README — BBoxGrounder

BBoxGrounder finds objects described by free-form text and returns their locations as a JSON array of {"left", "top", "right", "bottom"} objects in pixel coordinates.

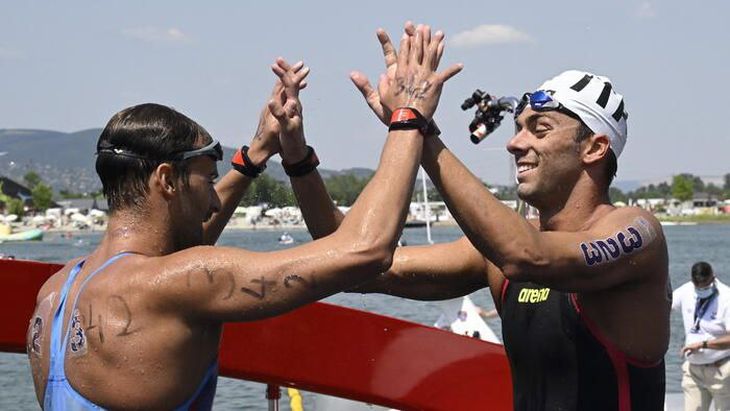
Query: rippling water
[{"left": 1, "top": 224, "right": 729, "bottom": 410}]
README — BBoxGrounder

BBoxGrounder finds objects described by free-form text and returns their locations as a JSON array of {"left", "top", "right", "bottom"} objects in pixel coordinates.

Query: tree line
[{"left": 3, "top": 171, "right": 729, "bottom": 215}]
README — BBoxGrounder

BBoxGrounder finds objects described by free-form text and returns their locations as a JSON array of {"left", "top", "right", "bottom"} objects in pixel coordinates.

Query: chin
[
  {"left": 516, "top": 185, "right": 545, "bottom": 209},
  {"left": 516, "top": 184, "right": 535, "bottom": 202}
]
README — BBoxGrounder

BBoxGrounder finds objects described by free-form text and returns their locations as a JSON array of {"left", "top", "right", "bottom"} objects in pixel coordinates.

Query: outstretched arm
[
  {"left": 156, "top": 31, "right": 463, "bottom": 323},
  {"left": 354, "top": 236, "right": 505, "bottom": 307},
  {"left": 284, "top": 23, "right": 422, "bottom": 239},
  {"left": 202, "top": 74, "right": 306, "bottom": 244},
  {"left": 420, "top": 135, "right": 667, "bottom": 292},
  {"left": 289, "top": 25, "right": 499, "bottom": 303}
]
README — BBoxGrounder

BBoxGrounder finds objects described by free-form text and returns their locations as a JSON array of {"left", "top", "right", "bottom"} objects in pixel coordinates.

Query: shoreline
[
  {"left": 38, "top": 219, "right": 462, "bottom": 235},
  {"left": 17, "top": 213, "right": 730, "bottom": 237},
  {"left": 656, "top": 215, "right": 730, "bottom": 224}
]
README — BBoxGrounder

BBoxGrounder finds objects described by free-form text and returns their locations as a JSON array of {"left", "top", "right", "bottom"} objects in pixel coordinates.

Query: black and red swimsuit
[{"left": 500, "top": 280, "right": 665, "bottom": 411}]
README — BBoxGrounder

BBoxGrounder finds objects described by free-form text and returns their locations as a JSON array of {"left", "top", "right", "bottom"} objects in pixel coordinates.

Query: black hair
[
  {"left": 691, "top": 261, "right": 714, "bottom": 284},
  {"left": 573, "top": 121, "right": 618, "bottom": 187},
  {"left": 95, "top": 103, "right": 213, "bottom": 213}
]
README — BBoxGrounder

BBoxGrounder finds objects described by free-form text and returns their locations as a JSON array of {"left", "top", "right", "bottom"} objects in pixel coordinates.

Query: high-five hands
[
  {"left": 269, "top": 58, "right": 311, "bottom": 164},
  {"left": 351, "top": 22, "right": 462, "bottom": 125}
]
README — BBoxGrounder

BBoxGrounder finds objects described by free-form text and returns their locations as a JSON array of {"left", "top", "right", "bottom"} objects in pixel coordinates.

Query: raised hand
[
  {"left": 246, "top": 71, "right": 308, "bottom": 164},
  {"left": 349, "top": 24, "right": 408, "bottom": 125},
  {"left": 269, "top": 58, "right": 311, "bottom": 163},
  {"left": 380, "top": 24, "right": 461, "bottom": 121},
  {"left": 349, "top": 22, "right": 416, "bottom": 125},
  {"left": 351, "top": 23, "right": 456, "bottom": 125}
]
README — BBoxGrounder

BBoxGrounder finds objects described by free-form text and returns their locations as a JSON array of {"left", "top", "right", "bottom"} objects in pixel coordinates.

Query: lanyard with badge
[{"left": 691, "top": 288, "right": 718, "bottom": 333}]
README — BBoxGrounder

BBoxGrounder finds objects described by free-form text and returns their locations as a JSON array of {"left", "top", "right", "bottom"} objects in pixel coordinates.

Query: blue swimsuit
[{"left": 43, "top": 253, "right": 218, "bottom": 410}]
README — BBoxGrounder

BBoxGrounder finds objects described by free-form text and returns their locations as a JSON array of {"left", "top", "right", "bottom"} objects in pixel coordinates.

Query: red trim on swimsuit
[
  {"left": 569, "top": 294, "right": 661, "bottom": 368},
  {"left": 570, "top": 294, "right": 631, "bottom": 410},
  {"left": 501, "top": 279, "right": 510, "bottom": 306},
  {"left": 570, "top": 294, "right": 666, "bottom": 411}
]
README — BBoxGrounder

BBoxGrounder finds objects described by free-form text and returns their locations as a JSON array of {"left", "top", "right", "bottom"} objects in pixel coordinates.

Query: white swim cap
[{"left": 536, "top": 70, "right": 628, "bottom": 157}]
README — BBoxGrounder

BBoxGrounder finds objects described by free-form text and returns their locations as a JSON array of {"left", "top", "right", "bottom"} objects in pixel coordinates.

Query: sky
[{"left": 1, "top": 1, "right": 729, "bottom": 186}]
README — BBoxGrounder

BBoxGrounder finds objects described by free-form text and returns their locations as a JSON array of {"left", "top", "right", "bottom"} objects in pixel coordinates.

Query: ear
[
  {"left": 581, "top": 134, "right": 611, "bottom": 166},
  {"left": 152, "top": 162, "right": 177, "bottom": 199}
]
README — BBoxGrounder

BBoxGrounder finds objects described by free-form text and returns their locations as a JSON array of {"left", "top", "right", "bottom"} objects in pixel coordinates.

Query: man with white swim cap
[{"left": 289, "top": 23, "right": 670, "bottom": 410}]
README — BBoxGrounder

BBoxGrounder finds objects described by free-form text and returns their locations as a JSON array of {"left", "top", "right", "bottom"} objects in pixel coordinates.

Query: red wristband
[
  {"left": 389, "top": 107, "right": 429, "bottom": 135},
  {"left": 231, "top": 146, "right": 266, "bottom": 178}
]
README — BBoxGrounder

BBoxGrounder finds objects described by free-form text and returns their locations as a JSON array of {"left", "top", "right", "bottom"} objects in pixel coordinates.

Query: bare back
[{"left": 28, "top": 253, "right": 221, "bottom": 409}]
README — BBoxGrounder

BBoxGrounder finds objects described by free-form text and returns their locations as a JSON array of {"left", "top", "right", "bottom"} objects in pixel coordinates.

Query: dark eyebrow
[{"left": 517, "top": 111, "right": 561, "bottom": 128}]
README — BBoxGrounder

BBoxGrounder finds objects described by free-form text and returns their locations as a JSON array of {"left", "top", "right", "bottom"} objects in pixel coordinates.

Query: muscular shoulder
[
  {"left": 589, "top": 206, "right": 666, "bottom": 256},
  {"left": 592, "top": 206, "right": 663, "bottom": 236},
  {"left": 576, "top": 206, "right": 668, "bottom": 289}
]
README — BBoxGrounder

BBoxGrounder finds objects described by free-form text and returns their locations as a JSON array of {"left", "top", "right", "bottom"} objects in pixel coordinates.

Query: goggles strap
[{"left": 231, "top": 145, "right": 266, "bottom": 178}]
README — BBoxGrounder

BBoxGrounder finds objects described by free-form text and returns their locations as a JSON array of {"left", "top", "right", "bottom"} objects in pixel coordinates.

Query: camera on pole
[{"left": 461, "top": 90, "right": 520, "bottom": 144}]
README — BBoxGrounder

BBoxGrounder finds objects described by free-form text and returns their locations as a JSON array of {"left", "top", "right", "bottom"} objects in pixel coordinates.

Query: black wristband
[
  {"left": 389, "top": 107, "right": 429, "bottom": 135},
  {"left": 231, "top": 145, "right": 266, "bottom": 178},
  {"left": 282, "top": 145, "right": 319, "bottom": 177},
  {"left": 425, "top": 119, "right": 441, "bottom": 136}
]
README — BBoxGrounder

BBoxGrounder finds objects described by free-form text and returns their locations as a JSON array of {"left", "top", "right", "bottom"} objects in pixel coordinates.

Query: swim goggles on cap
[
  {"left": 515, "top": 90, "right": 567, "bottom": 118},
  {"left": 97, "top": 139, "right": 223, "bottom": 162}
]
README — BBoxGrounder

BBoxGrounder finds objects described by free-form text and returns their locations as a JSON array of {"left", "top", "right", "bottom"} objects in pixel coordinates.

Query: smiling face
[{"left": 507, "top": 107, "right": 585, "bottom": 209}]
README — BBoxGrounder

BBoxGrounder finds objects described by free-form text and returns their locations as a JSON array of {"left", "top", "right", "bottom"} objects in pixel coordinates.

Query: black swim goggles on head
[
  {"left": 97, "top": 139, "right": 223, "bottom": 162},
  {"left": 514, "top": 90, "right": 565, "bottom": 118},
  {"left": 170, "top": 140, "right": 223, "bottom": 161}
]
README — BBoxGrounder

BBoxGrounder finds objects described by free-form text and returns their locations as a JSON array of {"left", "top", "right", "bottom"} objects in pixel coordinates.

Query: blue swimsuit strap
[
  {"left": 49, "top": 252, "right": 136, "bottom": 377},
  {"left": 48, "top": 258, "right": 86, "bottom": 375}
]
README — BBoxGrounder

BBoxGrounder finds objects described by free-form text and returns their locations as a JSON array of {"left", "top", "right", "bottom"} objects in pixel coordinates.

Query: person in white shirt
[{"left": 672, "top": 261, "right": 730, "bottom": 411}]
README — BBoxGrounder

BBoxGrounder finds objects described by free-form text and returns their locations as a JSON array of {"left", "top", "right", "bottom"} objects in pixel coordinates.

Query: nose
[{"left": 507, "top": 127, "right": 530, "bottom": 157}]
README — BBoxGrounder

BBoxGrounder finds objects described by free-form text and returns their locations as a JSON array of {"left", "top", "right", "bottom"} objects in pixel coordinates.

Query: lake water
[{"left": 1, "top": 223, "right": 729, "bottom": 410}]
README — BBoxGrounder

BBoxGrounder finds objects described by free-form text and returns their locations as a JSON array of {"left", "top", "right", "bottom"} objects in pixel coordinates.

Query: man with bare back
[
  {"left": 288, "top": 23, "right": 670, "bottom": 410},
  {"left": 26, "top": 28, "right": 462, "bottom": 410}
]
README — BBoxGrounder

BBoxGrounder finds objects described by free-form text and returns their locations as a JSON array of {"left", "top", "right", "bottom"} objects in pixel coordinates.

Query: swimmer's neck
[
  {"left": 97, "top": 210, "right": 178, "bottom": 258},
  {"left": 537, "top": 187, "right": 612, "bottom": 232}
]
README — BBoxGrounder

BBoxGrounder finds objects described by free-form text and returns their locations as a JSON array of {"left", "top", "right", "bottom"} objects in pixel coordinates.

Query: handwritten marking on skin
[
  {"left": 222, "top": 272, "right": 236, "bottom": 300},
  {"left": 108, "top": 295, "right": 140, "bottom": 337},
  {"left": 395, "top": 76, "right": 432, "bottom": 101},
  {"left": 283, "top": 274, "right": 311, "bottom": 288},
  {"left": 580, "top": 217, "right": 656, "bottom": 266},
  {"left": 240, "top": 276, "right": 277, "bottom": 300},
  {"left": 84, "top": 304, "right": 105, "bottom": 344},
  {"left": 187, "top": 267, "right": 235, "bottom": 300}
]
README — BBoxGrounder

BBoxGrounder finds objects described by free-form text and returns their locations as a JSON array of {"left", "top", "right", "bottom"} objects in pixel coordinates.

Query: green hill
[{"left": 0, "top": 129, "right": 373, "bottom": 194}]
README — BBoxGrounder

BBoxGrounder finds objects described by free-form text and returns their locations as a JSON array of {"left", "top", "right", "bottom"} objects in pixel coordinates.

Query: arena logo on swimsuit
[
  {"left": 517, "top": 287, "right": 550, "bottom": 303},
  {"left": 580, "top": 218, "right": 656, "bottom": 266}
]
